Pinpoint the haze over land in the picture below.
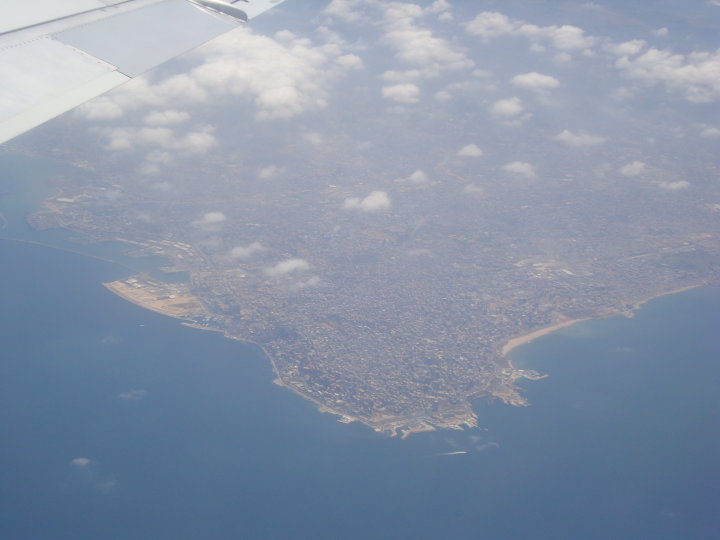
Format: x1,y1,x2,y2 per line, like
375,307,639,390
10,0,719,435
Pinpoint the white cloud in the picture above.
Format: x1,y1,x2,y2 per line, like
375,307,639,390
503,161,536,178
408,169,429,183
101,128,132,151
101,125,216,154
71,457,93,467
144,109,190,126
701,126,720,137
382,83,421,103
383,21,473,73
615,47,720,103
174,127,217,153
534,24,595,51
322,0,367,23
652,28,669,37
457,144,483,157
192,211,226,229
318,1,468,82
465,12,595,51
465,11,518,40
302,131,324,146
610,86,636,101
464,184,484,194
137,127,176,147
606,40,646,57
659,181,690,191
491,97,523,117
76,100,123,120
292,275,321,290
336,54,364,69
189,29,356,119
326,1,472,79
472,68,492,79
427,0,451,15
619,161,647,177
343,190,391,212
258,165,281,179
118,389,148,401
139,149,173,176
511,72,560,90
274,29,296,42
229,242,266,259
78,75,206,122
554,130,606,147
265,258,310,277
435,90,452,102
78,27,356,122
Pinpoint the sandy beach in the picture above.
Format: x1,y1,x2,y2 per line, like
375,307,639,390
500,284,706,358
501,318,589,357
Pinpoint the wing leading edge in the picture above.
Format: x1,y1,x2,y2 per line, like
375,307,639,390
0,0,288,145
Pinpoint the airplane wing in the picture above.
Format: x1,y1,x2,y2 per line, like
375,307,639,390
0,0,288,145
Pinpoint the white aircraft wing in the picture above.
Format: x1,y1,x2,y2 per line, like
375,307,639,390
0,0,288,145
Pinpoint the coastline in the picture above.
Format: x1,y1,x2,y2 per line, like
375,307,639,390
103,273,709,437
619,284,702,318
501,317,589,358
102,281,200,322
500,283,707,360
239,336,469,437
11,233,709,438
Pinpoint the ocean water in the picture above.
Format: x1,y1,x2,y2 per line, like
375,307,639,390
0,238,718,540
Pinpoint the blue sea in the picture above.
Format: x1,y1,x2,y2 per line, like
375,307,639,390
1,154,719,539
